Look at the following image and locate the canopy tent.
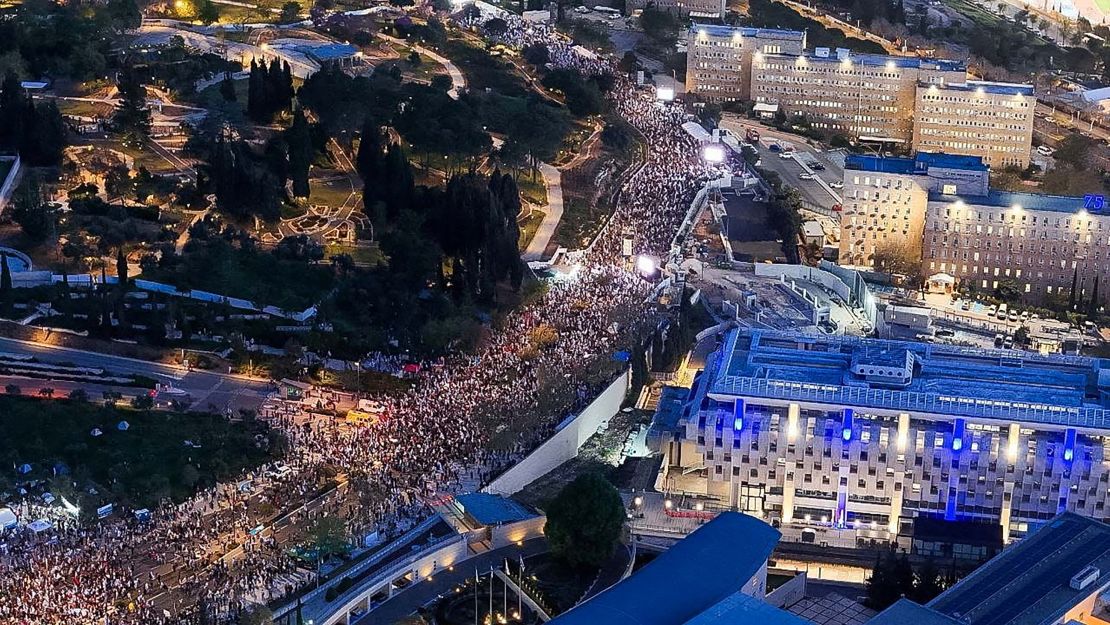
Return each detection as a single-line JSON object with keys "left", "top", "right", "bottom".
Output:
{"left": 0, "top": 507, "right": 17, "bottom": 530}
{"left": 28, "top": 519, "right": 52, "bottom": 534}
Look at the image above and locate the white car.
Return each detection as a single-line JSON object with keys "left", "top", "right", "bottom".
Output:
{"left": 779, "top": 151, "right": 795, "bottom": 159}
{"left": 829, "top": 180, "right": 844, "bottom": 189}
{"left": 799, "top": 173, "right": 816, "bottom": 180}
{"left": 1037, "top": 145, "right": 1055, "bottom": 156}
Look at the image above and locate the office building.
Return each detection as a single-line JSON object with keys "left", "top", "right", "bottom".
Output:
{"left": 627, "top": 0, "right": 726, "bottom": 18}
{"left": 685, "top": 25, "right": 806, "bottom": 102}
{"left": 923, "top": 188, "right": 1110, "bottom": 303}
{"left": 839, "top": 152, "right": 989, "bottom": 268}
{"left": 913, "top": 81, "right": 1036, "bottom": 169}
{"left": 656, "top": 328, "right": 1110, "bottom": 547}
{"left": 869, "top": 512, "right": 1110, "bottom": 625}
{"left": 749, "top": 49, "right": 966, "bottom": 143}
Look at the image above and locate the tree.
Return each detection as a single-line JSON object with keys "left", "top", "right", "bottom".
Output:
{"left": 1089, "top": 274, "right": 1101, "bottom": 317}
{"left": 112, "top": 67, "right": 151, "bottom": 147}
{"left": 310, "top": 515, "right": 349, "bottom": 568}
{"left": 287, "top": 108, "right": 313, "bottom": 198}
{"left": 866, "top": 549, "right": 914, "bottom": 610}
{"left": 0, "top": 253, "right": 11, "bottom": 301}
{"left": 522, "top": 43, "right": 550, "bottom": 66}
{"left": 1069, "top": 268, "right": 1079, "bottom": 311}
{"left": 12, "top": 173, "right": 55, "bottom": 241}
{"left": 197, "top": 0, "right": 220, "bottom": 24}
{"left": 279, "top": 1, "right": 301, "bottom": 22}
{"left": 544, "top": 472, "right": 624, "bottom": 568}
{"left": 219, "top": 73, "right": 237, "bottom": 102}
{"left": 912, "top": 558, "right": 944, "bottom": 603}
{"left": 639, "top": 7, "right": 679, "bottom": 45}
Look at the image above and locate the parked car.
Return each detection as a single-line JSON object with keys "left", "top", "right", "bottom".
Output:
{"left": 829, "top": 180, "right": 844, "bottom": 189}
{"left": 811, "top": 162, "right": 826, "bottom": 171}
{"left": 799, "top": 172, "right": 816, "bottom": 180}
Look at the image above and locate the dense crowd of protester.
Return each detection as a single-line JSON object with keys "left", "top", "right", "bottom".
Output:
{"left": 0, "top": 13, "right": 711, "bottom": 625}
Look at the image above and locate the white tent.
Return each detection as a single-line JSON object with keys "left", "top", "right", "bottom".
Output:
{"left": 0, "top": 507, "right": 17, "bottom": 531}
{"left": 28, "top": 519, "right": 52, "bottom": 534}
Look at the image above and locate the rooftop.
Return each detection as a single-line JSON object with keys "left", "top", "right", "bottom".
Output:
{"left": 867, "top": 599, "right": 961, "bottom": 625}
{"left": 928, "top": 188, "right": 1098, "bottom": 216}
{"left": 927, "top": 513, "right": 1110, "bottom": 625}
{"left": 455, "top": 493, "right": 536, "bottom": 525}
{"left": 684, "top": 592, "right": 813, "bottom": 625}
{"left": 690, "top": 22, "right": 806, "bottom": 40}
{"left": 707, "top": 329, "right": 1110, "bottom": 430}
{"left": 925, "top": 79, "right": 1035, "bottom": 96}
{"left": 845, "top": 151, "right": 988, "bottom": 175}
{"left": 548, "top": 512, "right": 781, "bottom": 625}
{"left": 762, "top": 51, "right": 966, "bottom": 72}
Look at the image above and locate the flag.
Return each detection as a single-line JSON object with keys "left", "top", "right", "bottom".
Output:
{"left": 520, "top": 554, "right": 525, "bottom": 574}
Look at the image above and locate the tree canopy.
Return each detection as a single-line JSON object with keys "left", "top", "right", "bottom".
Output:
{"left": 544, "top": 473, "right": 625, "bottom": 568}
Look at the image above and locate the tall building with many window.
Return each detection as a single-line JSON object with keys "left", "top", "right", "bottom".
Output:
{"left": 913, "top": 81, "right": 1036, "bottom": 169}
{"left": 685, "top": 25, "right": 806, "bottom": 102}
{"left": 749, "top": 49, "right": 966, "bottom": 143}
{"left": 628, "top": 0, "right": 727, "bottom": 18}
{"left": 658, "top": 328, "right": 1110, "bottom": 548}
{"left": 922, "top": 189, "right": 1110, "bottom": 303}
{"left": 839, "top": 153, "right": 989, "bottom": 268}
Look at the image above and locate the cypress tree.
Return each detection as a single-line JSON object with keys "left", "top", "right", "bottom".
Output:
{"left": 1089, "top": 275, "right": 1100, "bottom": 317}
{"left": 1069, "top": 268, "right": 1078, "bottom": 311}
{"left": 0, "top": 252, "right": 11, "bottom": 294}
{"left": 287, "top": 108, "right": 312, "bottom": 198}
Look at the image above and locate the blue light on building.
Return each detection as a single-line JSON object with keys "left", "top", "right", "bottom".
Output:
{"left": 953, "top": 418, "right": 966, "bottom": 452}
{"left": 733, "top": 399, "right": 745, "bottom": 431}
{"left": 842, "top": 408, "right": 853, "bottom": 442}
{"left": 1064, "top": 428, "right": 1077, "bottom": 462}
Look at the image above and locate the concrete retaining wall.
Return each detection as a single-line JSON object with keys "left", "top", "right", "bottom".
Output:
{"left": 765, "top": 569, "right": 807, "bottom": 609}
{"left": 483, "top": 371, "right": 630, "bottom": 496}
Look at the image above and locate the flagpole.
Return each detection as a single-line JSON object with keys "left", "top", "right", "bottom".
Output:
{"left": 475, "top": 568, "right": 480, "bottom": 625}
{"left": 503, "top": 559, "right": 508, "bottom": 619}
{"left": 489, "top": 564, "right": 494, "bottom": 623}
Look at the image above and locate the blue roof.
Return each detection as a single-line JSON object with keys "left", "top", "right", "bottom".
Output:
{"left": 928, "top": 188, "right": 1092, "bottom": 215}
{"left": 690, "top": 23, "right": 805, "bottom": 40}
{"left": 455, "top": 493, "right": 536, "bottom": 525}
{"left": 845, "top": 151, "right": 987, "bottom": 174}
{"left": 708, "top": 329, "right": 1110, "bottom": 430}
{"left": 685, "top": 592, "right": 813, "bottom": 625}
{"left": 927, "top": 513, "right": 1110, "bottom": 625}
{"left": 548, "top": 512, "right": 781, "bottom": 625}
{"left": 298, "top": 43, "right": 358, "bottom": 60}
{"left": 867, "top": 599, "right": 961, "bottom": 625}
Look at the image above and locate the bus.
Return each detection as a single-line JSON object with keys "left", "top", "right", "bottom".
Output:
{"left": 592, "top": 6, "right": 621, "bottom": 16}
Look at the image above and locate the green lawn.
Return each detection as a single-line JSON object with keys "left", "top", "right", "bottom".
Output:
{"left": 518, "top": 209, "right": 546, "bottom": 250}
{"left": 0, "top": 396, "right": 282, "bottom": 510}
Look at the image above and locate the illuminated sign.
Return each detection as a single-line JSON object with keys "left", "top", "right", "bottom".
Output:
{"left": 1084, "top": 194, "right": 1106, "bottom": 212}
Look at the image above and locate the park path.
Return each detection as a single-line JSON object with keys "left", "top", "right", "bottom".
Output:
{"left": 376, "top": 32, "right": 466, "bottom": 100}
{"left": 523, "top": 162, "right": 564, "bottom": 261}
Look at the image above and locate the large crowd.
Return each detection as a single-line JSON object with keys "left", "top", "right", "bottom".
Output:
{"left": 0, "top": 13, "right": 712, "bottom": 625}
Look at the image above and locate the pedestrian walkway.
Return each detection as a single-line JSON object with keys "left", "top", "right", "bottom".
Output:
{"left": 377, "top": 33, "right": 466, "bottom": 99}
{"left": 523, "top": 162, "right": 564, "bottom": 261}
{"left": 352, "top": 538, "right": 549, "bottom": 625}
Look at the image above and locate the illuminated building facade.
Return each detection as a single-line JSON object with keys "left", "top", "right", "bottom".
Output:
{"left": 684, "top": 25, "right": 806, "bottom": 102}
{"left": 659, "top": 329, "right": 1110, "bottom": 545}
{"left": 913, "top": 81, "right": 1036, "bottom": 169}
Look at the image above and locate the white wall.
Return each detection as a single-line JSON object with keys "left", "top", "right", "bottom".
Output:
{"left": 483, "top": 371, "right": 630, "bottom": 496}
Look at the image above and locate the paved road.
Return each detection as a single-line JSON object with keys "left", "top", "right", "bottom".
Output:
{"left": 523, "top": 162, "right": 564, "bottom": 261}
{"left": 377, "top": 32, "right": 466, "bottom": 100}
{"left": 0, "top": 336, "right": 274, "bottom": 412}
{"left": 719, "top": 116, "right": 843, "bottom": 214}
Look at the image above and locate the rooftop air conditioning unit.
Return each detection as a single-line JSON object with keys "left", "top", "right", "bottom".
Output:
{"left": 1071, "top": 565, "right": 1100, "bottom": 591}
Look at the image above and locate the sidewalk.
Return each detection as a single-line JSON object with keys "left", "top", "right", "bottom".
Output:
{"left": 377, "top": 33, "right": 466, "bottom": 99}
{"left": 522, "top": 162, "right": 564, "bottom": 261}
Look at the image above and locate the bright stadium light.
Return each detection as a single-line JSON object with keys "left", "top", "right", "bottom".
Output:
{"left": 703, "top": 144, "right": 725, "bottom": 164}
{"left": 655, "top": 86, "right": 675, "bottom": 102}
{"left": 636, "top": 255, "right": 656, "bottom": 277}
